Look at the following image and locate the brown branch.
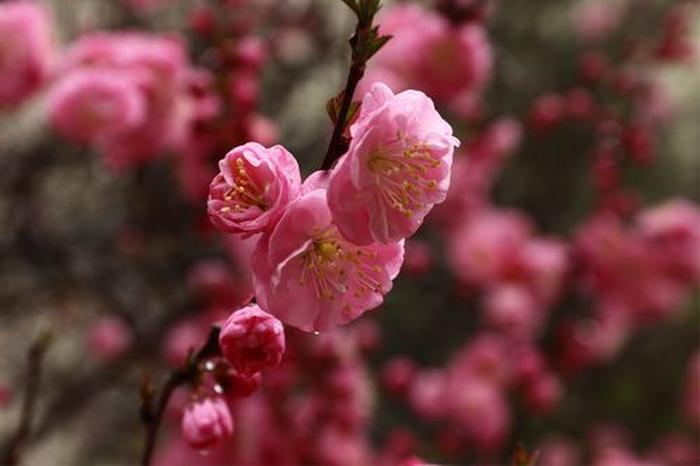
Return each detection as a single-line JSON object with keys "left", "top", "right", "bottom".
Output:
{"left": 320, "top": 41, "right": 367, "bottom": 171}
{"left": 1, "top": 330, "right": 53, "bottom": 466}
{"left": 320, "top": 0, "right": 389, "bottom": 171}
{"left": 140, "top": 326, "right": 222, "bottom": 466}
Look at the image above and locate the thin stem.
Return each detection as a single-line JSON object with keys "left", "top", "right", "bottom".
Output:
{"left": 1, "top": 331, "right": 52, "bottom": 466}
{"left": 140, "top": 326, "right": 221, "bottom": 466}
{"left": 320, "top": 32, "right": 367, "bottom": 171}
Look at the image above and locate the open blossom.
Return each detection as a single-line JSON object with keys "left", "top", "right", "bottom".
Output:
{"left": 181, "top": 396, "right": 234, "bottom": 451}
{"left": 328, "top": 83, "right": 459, "bottom": 245}
{"left": 219, "top": 304, "right": 286, "bottom": 377}
{"left": 49, "top": 69, "right": 145, "bottom": 144}
{"left": 208, "top": 143, "right": 301, "bottom": 235}
{"left": 253, "top": 188, "right": 404, "bottom": 332}
{"left": 0, "top": 1, "right": 54, "bottom": 107}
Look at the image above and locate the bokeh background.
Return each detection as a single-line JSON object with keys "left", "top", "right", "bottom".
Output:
{"left": 0, "top": 0, "right": 699, "bottom": 464}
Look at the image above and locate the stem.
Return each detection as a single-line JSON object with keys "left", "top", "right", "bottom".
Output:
{"left": 1, "top": 331, "right": 52, "bottom": 466}
{"left": 140, "top": 326, "right": 221, "bottom": 466}
{"left": 320, "top": 33, "right": 367, "bottom": 171}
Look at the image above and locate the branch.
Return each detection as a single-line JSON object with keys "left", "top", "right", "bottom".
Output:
{"left": 140, "top": 326, "right": 222, "bottom": 466}
{"left": 1, "top": 330, "right": 53, "bottom": 466}
{"left": 320, "top": 0, "right": 390, "bottom": 170}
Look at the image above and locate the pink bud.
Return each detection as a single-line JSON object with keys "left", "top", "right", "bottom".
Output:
{"left": 87, "top": 316, "right": 132, "bottom": 361}
{"left": 381, "top": 357, "right": 417, "bottom": 396}
{"left": 219, "top": 304, "right": 286, "bottom": 377}
{"left": 524, "top": 372, "right": 562, "bottom": 414}
{"left": 181, "top": 396, "right": 234, "bottom": 451}
{"left": 529, "top": 93, "right": 564, "bottom": 133}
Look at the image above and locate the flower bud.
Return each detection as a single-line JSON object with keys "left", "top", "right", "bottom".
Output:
{"left": 181, "top": 395, "right": 234, "bottom": 451}
{"left": 219, "top": 304, "right": 285, "bottom": 377}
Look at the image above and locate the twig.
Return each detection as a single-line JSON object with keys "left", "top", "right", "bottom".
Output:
{"left": 140, "top": 326, "right": 222, "bottom": 466}
{"left": 320, "top": 0, "right": 390, "bottom": 170}
{"left": 1, "top": 330, "right": 53, "bottom": 466}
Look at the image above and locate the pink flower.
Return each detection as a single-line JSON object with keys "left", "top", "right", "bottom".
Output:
{"left": 483, "top": 285, "right": 540, "bottom": 339}
{"left": 253, "top": 188, "right": 405, "bottom": 332}
{"left": 381, "top": 357, "right": 417, "bottom": 396}
{"left": 48, "top": 69, "right": 145, "bottom": 144}
{"left": 638, "top": 199, "right": 700, "bottom": 284}
{"left": 86, "top": 316, "right": 132, "bottom": 361}
{"left": 328, "top": 83, "right": 459, "bottom": 245}
{"left": 358, "top": 4, "right": 492, "bottom": 103}
{"left": 181, "top": 396, "right": 234, "bottom": 451}
{"left": 58, "top": 32, "right": 191, "bottom": 170}
{"left": 571, "top": 0, "right": 623, "bottom": 44}
{"left": 208, "top": 143, "right": 301, "bottom": 235}
{"left": 447, "top": 209, "right": 532, "bottom": 288}
{"left": 219, "top": 304, "right": 286, "bottom": 377}
{"left": 446, "top": 377, "right": 509, "bottom": 452}
{"left": 523, "top": 372, "right": 562, "bottom": 414}
{"left": 412, "top": 23, "right": 492, "bottom": 103}
{"left": 0, "top": 1, "right": 53, "bottom": 107}
{"left": 409, "top": 369, "right": 447, "bottom": 420}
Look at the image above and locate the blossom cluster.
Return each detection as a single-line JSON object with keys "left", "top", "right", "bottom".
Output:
{"left": 47, "top": 33, "right": 193, "bottom": 171}
{"left": 208, "top": 82, "right": 459, "bottom": 333}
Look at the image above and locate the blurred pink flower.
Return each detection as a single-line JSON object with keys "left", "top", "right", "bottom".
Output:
{"left": 447, "top": 209, "right": 532, "bottom": 288}
{"left": 253, "top": 188, "right": 404, "bottom": 332}
{"left": 219, "top": 304, "right": 286, "bottom": 377}
{"left": 208, "top": 142, "right": 301, "bottom": 236}
{"left": 56, "top": 32, "right": 191, "bottom": 170}
{"left": 359, "top": 4, "right": 492, "bottom": 104}
{"left": 403, "top": 239, "right": 433, "bottom": 276}
{"left": 571, "top": 0, "right": 624, "bottom": 44}
{"left": 483, "top": 284, "right": 540, "bottom": 339}
{"left": 181, "top": 396, "right": 234, "bottom": 451}
{"left": 49, "top": 69, "right": 145, "bottom": 144}
{"left": 328, "top": 83, "right": 459, "bottom": 245}
{"left": 0, "top": 1, "right": 53, "bottom": 108}
{"left": 86, "top": 316, "right": 132, "bottom": 361}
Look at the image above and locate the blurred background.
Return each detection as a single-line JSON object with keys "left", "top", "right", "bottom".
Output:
{"left": 0, "top": 0, "right": 698, "bottom": 464}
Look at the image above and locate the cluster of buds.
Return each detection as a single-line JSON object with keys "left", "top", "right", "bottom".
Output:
{"left": 180, "top": 304, "right": 286, "bottom": 451}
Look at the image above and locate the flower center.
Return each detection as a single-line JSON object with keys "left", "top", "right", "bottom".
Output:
{"left": 298, "top": 228, "right": 384, "bottom": 303}
{"left": 220, "top": 158, "right": 267, "bottom": 213}
{"left": 367, "top": 140, "right": 441, "bottom": 218}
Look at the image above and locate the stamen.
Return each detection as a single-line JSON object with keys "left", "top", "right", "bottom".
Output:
{"left": 367, "top": 138, "right": 442, "bottom": 217}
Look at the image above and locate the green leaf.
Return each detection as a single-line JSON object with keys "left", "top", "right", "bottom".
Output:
{"left": 366, "top": 34, "right": 392, "bottom": 60}
{"left": 340, "top": 0, "right": 360, "bottom": 16}
{"left": 326, "top": 91, "right": 361, "bottom": 128}
{"left": 357, "top": 0, "right": 382, "bottom": 25}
